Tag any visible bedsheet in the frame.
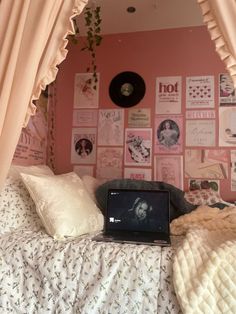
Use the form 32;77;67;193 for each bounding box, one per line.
0;228;182;314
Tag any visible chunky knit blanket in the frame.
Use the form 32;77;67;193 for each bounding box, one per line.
170;205;236;314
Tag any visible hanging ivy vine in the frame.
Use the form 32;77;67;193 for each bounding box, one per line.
69;4;102;90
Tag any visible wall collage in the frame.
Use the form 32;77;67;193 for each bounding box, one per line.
70;71;236;194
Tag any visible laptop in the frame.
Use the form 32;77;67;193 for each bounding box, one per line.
93;188;171;246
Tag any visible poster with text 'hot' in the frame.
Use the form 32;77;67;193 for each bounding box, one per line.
71;128;96;164
186;75;214;108
185;149;228;179
154;155;183;190
96;147;123;179
155;76;182;114
154;115;183;154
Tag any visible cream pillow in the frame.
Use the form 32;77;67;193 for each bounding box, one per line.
82;175;106;202
20;172;104;240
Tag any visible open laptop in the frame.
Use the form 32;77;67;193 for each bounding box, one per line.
93;188;171;246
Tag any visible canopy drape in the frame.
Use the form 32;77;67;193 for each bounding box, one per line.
197;0;236;88
0;0;87;190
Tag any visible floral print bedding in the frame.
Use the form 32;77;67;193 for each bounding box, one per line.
0;171;182;313
0;228;182;314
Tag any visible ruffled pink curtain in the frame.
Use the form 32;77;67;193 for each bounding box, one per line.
0;0;87;190
197;0;236;88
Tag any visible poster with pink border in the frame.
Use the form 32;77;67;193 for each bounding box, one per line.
124;128;152;166
155;76;182;114
154;155;183;189
96;147;123;179
124;168;152;181
154;115;183;154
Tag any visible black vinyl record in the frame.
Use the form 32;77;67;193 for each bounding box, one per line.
109;71;146;108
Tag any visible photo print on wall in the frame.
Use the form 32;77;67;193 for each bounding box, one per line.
219;73;236;106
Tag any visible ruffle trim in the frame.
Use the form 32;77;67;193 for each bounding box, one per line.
197;0;236;88
24;0;88;126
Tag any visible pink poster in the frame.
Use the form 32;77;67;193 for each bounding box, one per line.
124;128;152;166
124;168;152;181
13;95;48;165
154;155;183;189
154;115;183;154
186;75;214;108
96;147;123;179
155;76;182;114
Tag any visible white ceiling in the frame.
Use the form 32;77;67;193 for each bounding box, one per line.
77;0;204;35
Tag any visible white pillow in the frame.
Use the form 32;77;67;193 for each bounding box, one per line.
20;172;104;240
82;175;102;202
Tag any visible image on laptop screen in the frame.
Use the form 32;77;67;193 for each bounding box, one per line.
105;189;170;234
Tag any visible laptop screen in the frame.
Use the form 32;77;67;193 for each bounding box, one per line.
105;189;170;234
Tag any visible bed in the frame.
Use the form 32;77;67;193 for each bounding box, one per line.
0;165;235;314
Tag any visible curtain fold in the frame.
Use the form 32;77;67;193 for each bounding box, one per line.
197;0;236;88
0;0;88;190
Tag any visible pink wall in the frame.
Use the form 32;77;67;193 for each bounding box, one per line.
54;26;236;202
